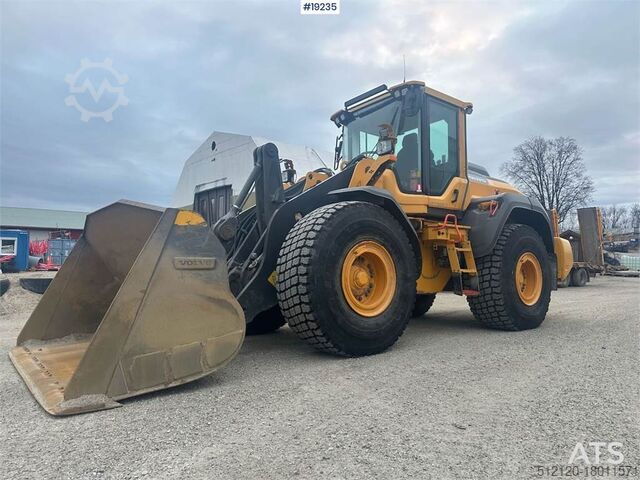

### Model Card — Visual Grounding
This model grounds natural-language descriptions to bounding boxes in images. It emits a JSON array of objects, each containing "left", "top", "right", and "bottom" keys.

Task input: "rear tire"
[
  {"left": 468, "top": 224, "right": 551, "bottom": 331},
  {"left": 245, "top": 306, "right": 286, "bottom": 335},
  {"left": 571, "top": 267, "right": 588, "bottom": 287},
  {"left": 412, "top": 294, "right": 436, "bottom": 317},
  {"left": 276, "top": 201, "right": 417, "bottom": 356}
]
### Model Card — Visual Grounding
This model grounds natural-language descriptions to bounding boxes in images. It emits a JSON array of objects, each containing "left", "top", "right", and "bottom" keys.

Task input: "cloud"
[{"left": 1, "top": 0, "right": 638, "bottom": 211}]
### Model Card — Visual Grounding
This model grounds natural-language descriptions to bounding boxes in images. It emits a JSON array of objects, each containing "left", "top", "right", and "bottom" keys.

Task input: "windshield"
[
  {"left": 343, "top": 97, "right": 423, "bottom": 192},
  {"left": 343, "top": 98, "right": 399, "bottom": 160}
]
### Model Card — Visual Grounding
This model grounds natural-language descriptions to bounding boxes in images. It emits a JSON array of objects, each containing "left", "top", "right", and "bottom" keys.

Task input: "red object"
[
  {"left": 34, "top": 254, "right": 60, "bottom": 271},
  {"left": 29, "top": 240, "right": 48, "bottom": 256},
  {"left": 439, "top": 213, "right": 462, "bottom": 242},
  {"left": 489, "top": 200, "right": 499, "bottom": 217},
  {"left": 35, "top": 264, "right": 60, "bottom": 271},
  {"left": 0, "top": 255, "right": 15, "bottom": 263}
]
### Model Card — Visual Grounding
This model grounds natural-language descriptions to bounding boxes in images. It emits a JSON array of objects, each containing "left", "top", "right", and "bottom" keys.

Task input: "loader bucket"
[{"left": 9, "top": 200, "right": 245, "bottom": 416}]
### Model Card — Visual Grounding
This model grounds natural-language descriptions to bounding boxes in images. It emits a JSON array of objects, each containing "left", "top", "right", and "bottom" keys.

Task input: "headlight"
[{"left": 376, "top": 139, "right": 394, "bottom": 155}]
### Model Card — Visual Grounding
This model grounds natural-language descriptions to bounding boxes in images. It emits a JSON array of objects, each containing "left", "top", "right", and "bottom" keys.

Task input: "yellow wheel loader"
[{"left": 10, "top": 81, "right": 573, "bottom": 415}]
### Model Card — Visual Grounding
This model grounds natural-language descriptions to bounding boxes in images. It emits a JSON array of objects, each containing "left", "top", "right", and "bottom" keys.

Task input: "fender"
[
  {"left": 461, "top": 192, "right": 555, "bottom": 258},
  {"left": 236, "top": 173, "right": 423, "bottom": 323},
  {"left": 327, "top": 186, "right": 422, "bottom": 275}
]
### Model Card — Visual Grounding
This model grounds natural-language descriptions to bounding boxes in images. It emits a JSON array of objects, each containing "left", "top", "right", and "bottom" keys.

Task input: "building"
[
  {"left": 172, "top": 132, "right": 333, "bottom": 223},
  {"left": 0, "top": 206, "right": 87, "bottom": 241}
]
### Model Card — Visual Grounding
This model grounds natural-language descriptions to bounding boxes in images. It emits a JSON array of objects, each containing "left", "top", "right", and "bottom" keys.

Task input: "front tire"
[
  {"left": 468, "top": 224, "right": 551, "bottom": 331},
  {"left": 276, "top": 201, "right": 417, "bottom": 356}
]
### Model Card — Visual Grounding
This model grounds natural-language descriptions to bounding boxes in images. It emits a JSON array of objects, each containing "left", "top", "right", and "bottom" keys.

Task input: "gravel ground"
[{"left": 0, "top": 274, "right": 638, "bottom": 480}]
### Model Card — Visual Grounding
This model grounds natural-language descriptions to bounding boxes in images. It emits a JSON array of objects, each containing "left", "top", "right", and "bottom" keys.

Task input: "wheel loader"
[{"left": 10, "top": 81, "right": 573, "bottom": 415}]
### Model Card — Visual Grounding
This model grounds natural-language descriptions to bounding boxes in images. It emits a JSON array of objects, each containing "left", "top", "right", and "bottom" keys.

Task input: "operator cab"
[{"left": 332, "top": 81, "right": 473, "bottom": 199}]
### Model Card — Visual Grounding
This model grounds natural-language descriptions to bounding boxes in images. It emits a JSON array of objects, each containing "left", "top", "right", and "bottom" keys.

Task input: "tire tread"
[
  {"left": 467, "top": 223, "right": 550, "bottom": 330},
  {"left": 276, "top": 201, "right": 414, "bottom": 355}
]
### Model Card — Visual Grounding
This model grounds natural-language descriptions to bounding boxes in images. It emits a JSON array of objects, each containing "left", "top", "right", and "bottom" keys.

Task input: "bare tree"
[
  {"left": 602, "top": 204, "right": 629, "bottom": 232},
  {"left": 630, "top": 203, "right": 640, "bottom": 230},
  {"left": 501, "top": 136, "right": 594, "bottom": 224}
]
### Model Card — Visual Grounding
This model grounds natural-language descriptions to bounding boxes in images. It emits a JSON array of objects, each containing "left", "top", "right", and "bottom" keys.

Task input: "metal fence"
[{"left": 48, "top": 238, "right": 77, "bottom": 265}]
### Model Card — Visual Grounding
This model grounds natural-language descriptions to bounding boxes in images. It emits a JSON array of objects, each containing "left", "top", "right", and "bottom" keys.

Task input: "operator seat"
[{"left": 395, "top": 133, "right": 419, "bottom": 191}]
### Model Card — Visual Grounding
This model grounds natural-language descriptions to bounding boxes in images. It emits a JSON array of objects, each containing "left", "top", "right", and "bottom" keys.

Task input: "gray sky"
[{"left": 1, "top": 0, "right": 638, "bottom": 212}]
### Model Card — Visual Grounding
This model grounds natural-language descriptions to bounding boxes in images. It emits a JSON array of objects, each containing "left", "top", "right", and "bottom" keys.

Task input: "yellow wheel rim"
[
  {"left": 515, "top": 252, "right": 543, "bottom": 306},
  {"left": 341, "top": 240, "right": 397, "bottom": 317}
]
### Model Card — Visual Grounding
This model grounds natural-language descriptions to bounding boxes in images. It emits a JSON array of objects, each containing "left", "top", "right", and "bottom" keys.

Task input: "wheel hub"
[
  {"left": 354, "top": 268, "right": 370, "bottom": 289},
  {"left": 515, "top": 252, "right": 543, "bottom": 306},
  {"left": 341, "top": 241, "right": 396, "bottom": 317}
]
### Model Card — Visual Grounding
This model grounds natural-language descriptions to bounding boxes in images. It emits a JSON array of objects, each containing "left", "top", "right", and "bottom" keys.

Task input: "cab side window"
[{"left": 427, "top": 98, "right": 459, "bottom": 195}]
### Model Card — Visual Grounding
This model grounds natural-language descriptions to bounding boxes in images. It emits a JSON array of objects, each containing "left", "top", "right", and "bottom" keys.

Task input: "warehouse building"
[
  {"left": 0, "top": 206, "right": 87, "bottom": 241},
  {"left": 173, "top": 131, "right": 332, "bottom": 224}
]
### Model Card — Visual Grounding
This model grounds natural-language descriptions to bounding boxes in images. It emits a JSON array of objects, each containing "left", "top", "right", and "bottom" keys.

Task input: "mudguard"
[
  {"left": 461, "top": 192, "right": 555, "bottom": 258},
  {"left": 326, "top": 186, "right": 422, "bottom": 274}
]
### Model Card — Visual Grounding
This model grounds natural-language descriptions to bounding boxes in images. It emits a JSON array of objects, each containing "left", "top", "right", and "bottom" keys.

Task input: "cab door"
[{"left": 422, "top": 94, "right": 468, "bottom": 212}]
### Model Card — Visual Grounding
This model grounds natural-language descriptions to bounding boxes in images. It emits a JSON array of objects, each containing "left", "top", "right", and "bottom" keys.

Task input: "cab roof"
[{"left": 330, "top": 80, "right": 473, "bottom": 126}]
